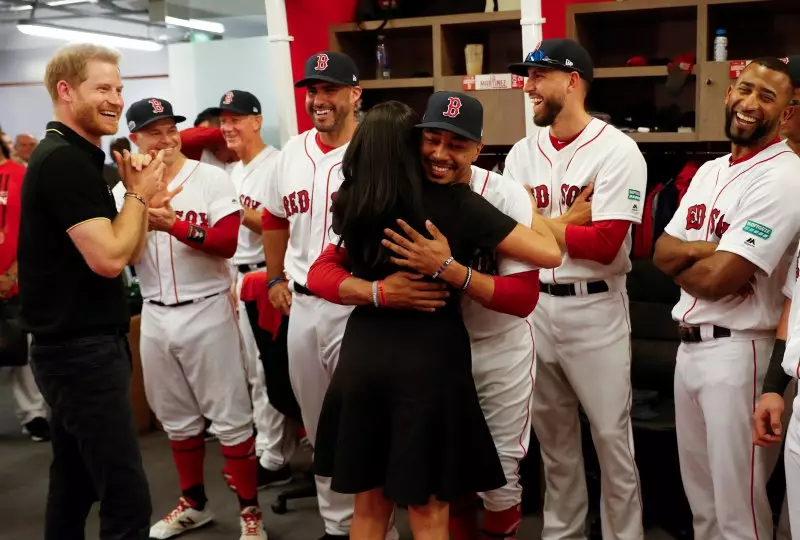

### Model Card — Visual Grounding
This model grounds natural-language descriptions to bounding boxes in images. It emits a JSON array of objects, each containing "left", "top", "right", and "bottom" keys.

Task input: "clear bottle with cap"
[
  {"left": 714, "top": 29, "right": 728, "bottom": 62},
  {"left": 376, "top": 34, "right": 391, "bottom": 80}
]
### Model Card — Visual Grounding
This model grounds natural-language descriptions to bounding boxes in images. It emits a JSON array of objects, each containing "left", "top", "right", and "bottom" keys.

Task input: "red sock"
[
  {"left": 449, "top": 494, "right": 480, "bottom": 540},
  {"left": 482, "top": 505, "right": 522, "bottom": 540},
  {"left": 221, "top": 437, "right": 258, "bottom": 504},
  {"left": 170, "top": 435, "right": 206, "bottom": 492}
]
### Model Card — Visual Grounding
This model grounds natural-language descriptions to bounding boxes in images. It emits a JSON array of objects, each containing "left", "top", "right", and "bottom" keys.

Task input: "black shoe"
[
  {"left": 257, "top": 463, "right": 293, "bottom": 490},
  {"left": 24, "top": 417, "right": 50, "bottom": 442},
  {"left": 318, "top": 535, "right": 349, "bottom": 540}
]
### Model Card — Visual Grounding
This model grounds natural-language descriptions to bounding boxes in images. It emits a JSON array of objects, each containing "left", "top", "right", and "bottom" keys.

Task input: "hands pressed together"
[{"left": 112, "top": 149, "right": 183, "bottom": 229}]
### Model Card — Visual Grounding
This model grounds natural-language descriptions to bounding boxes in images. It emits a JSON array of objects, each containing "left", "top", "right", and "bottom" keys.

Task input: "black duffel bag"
[{"left": 0, "top": 297, "right": 28, "bottom": 367}]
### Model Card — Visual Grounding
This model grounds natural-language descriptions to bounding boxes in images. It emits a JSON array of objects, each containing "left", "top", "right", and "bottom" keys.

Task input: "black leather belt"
[
  {"left": 147, "top": 291, "right": 223, "bottom": 308},
  {"left": 237, "top": 262, "right": 266, "bottom": 274},
  {"left": 678, "top": 325, "right": 732, "bottom": 343},
  {"left": 540, "top": 280, "right": 609, "bottom": 297},
  {"left": 294, "top": 284, "right": 316, "bottom": 297}
]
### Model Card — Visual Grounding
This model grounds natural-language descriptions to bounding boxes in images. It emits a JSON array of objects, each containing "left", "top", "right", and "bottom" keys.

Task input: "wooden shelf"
[
  {"left": 331, "top": 10, "right": 521, "bottom": 33},
  {"left": 360, "top": 78, "right": 434, "bottom": 90},
  {"left": 627, "top": 132, "right": 697, "bottom": 143},
  {"left": 594, "top": 66, "right": 697, "bottom": 78}
]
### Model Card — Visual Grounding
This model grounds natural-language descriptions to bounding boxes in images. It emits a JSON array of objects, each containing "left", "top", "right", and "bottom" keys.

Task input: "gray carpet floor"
[{"left": 0, "top": 372, "right": 677, "bottom": 540}]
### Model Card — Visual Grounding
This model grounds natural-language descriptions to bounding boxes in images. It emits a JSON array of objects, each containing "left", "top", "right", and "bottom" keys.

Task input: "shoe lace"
[
  {"left": 242, "top": 510, "right": 262, "bottom": 535},
  {"left": 163, "top": 499, "right": 190, "bottom": 524}
]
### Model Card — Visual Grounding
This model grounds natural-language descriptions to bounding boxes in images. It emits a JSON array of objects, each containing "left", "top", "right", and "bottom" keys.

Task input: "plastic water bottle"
[
  {"left": 714, "top": 29, "right": 728, "bottom": 62},
  {"left": 376, "top": 35, "right": 390, "bottom": 80}
]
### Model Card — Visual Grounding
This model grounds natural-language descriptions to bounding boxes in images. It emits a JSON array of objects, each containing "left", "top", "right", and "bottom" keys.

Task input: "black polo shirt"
[{"left": 18, "top": 121, "right": 129, "bottom": 338}]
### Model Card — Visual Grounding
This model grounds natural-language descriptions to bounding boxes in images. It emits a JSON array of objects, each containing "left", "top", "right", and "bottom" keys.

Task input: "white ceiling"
[{"left": 0, "top": 0, "right": 267, "bottom": 50}]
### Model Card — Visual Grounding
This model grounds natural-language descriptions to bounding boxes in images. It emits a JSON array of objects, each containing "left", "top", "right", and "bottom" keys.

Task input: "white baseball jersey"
[
  {"left": 504, "top": 118, "right": 647, "bottom": 284},
  {"left": 230, "top": 146, "right": 281, "bottom": 266},
  {"left": 784, "top": 241, "right": 800, "bottom": 300},
  {"left": 462, "top": 166, "right": 537, "bottom": 340},
  {"left": 264, "top": 129, "right": 347, "bottom": 287},
  {"left": 783, "top": 242, "right": 800, "bottom": 385},
  {"left": 200, "top": 149, "right": 237, "bottom": 175},
  {"left": 664, "top": 140, "right": 800, "bottom": 331},
  {"left": 135, "top": 159, "right": 242, "bottom": 305}
]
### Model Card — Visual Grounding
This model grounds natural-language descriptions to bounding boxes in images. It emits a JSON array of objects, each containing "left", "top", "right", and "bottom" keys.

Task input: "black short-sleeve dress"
[{"left": 313, "top": 181, "right": 518, "bottom": 506}]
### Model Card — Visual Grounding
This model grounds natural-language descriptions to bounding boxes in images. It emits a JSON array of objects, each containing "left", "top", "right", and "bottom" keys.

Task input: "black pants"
[{"left": 30, "top": 334, "right": 152, "bottom": 540}]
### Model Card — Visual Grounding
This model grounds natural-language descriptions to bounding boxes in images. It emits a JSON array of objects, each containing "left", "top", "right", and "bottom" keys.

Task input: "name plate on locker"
[{"left": 462, "top": 74, "right": 525, "bottom": 91}]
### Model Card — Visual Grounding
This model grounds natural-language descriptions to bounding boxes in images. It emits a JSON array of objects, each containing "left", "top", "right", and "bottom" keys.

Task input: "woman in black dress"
[{"left": 308, "top": 101, "right": 561, "bottom": 539}]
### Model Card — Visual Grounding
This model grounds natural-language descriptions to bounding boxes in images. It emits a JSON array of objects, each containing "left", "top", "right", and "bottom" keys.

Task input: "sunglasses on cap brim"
[{"left": 525, "top": 50, "right": 585, "bottom": 77}]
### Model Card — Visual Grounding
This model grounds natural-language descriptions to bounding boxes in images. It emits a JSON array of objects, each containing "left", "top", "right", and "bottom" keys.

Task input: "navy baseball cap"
[
  {"left": 212, "top": 90, "right": 262, "bottom": 116},
  {"left": 294, "top": 51, "right": 360, "bottom": 88},
  {"left": 126, "top": 97, "right": 186, "bottom": 133},
  {"left": 509, "top": 38, "right": 594, "bottom": 83},
  {"left": 416, "top": 91, "right": 483, "bottom": 142}
]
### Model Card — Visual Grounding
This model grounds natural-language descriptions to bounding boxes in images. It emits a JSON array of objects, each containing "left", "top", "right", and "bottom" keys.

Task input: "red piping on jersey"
[
  {"left": 729, "top": 137, "right": 783, "bottom": 167},
  {"left": 304, "top": 132, "right": 318, "bottom": 229},
  {"left": 565, "top": 123, "right": 608, "bottom": 172},
  {"left": 749, "top": 340, "right": 761, "bottom": 540},
  {"left": 321, "top": 162, "right": 343, "bottom": 254},
  {"left": 621, "top": 293, "right": 645, "bottom": 515},
  {"left": 169, "top": 236, "right": 180, "bottom": 304},
  {"left": 155, "top": 234, "right": 163, "bottom": 303},
  {"left": 479, "top": 169, "right": 491, "bottom": 197},
  {"left": 536, "top": 136, "right": 557, "bottom": 285},
  {"left": 512, "top": 320, "right": 536, "bottom": 491}
]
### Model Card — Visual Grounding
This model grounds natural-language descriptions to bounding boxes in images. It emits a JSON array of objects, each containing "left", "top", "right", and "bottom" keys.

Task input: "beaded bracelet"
[
  {"left": 372, "top": 281, "right": 379, "bottom": 307},
  {"left": 461, "top": 266, "right": 473, "bottom": 291},
  {"left": 432, "top": 256, "right": 454, "bottom": 279},
  {"left": 267, "top": 277, "right": 286, "bottom": 290}
]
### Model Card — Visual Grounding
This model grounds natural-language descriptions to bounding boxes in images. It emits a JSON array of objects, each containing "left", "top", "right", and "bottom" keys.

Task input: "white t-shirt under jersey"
[
  {"left": 134, "top": 159, "right": 242, "bottom": 305},
  {"left": 229, "top": 146, "right": 280, "bottom": 266},
  {"left": 664, "top": 140, "right": 800, "bottom": 331},
  {"left": 504, "top": 118, "right": 647, "bottom": 285},
  {"left": 462, "top": 166, "right": 537, "bottom": 340}
]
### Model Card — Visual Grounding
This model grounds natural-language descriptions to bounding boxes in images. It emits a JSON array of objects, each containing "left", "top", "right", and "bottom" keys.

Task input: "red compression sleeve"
[
  {"left": 262, "top": 209, "right": 289, "bottom": 231},
  {"left": 169, "top": 212, "right": 240, "bottom": 258},
  {"left": 487, "top": 270, "right": 540, "bottom": 318},
  {"left": 564, "top": 220, "right": 631, "bottom": 265},
  {"left": 180, "top": 127, "right": 226, "bottom": 160},
  {"left": 306, "top": 243, "right": 351, "bottom": 304}
]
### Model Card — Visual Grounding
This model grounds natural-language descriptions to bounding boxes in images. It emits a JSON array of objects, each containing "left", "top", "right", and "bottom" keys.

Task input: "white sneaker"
[
  {"left": 149, "top": 497, "right": 214, "bottom": 539},
  {"left": 239, "top": 506, "right": 268, "bottom": 539}
]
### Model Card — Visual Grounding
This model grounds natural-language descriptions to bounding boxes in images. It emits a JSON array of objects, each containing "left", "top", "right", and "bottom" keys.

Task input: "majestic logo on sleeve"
[
  {"left": 283, "top": 190, "right": 311, "bottom": 217},
  {"left": 443, "top": 97, "right": 463, "bottom": 118},
  {"left": 149, "top": 99, "right": 164, "bottom": 114},
  {"left": 315, "top": 54, "right": 329, "bottom": 71}
]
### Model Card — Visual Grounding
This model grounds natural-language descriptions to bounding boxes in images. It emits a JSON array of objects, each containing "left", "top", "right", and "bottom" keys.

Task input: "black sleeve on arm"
[
  {"left": 460, "top": 189, "right": 518, "bottom": 251},
  {"left": 762, "top": 339, "right": 791, "bottom": 395},
  {"left": 39, "top": 147, "right": 114, "bottom": 232}
]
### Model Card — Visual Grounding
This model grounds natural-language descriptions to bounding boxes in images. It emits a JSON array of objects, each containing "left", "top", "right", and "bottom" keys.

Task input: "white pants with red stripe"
[
  {"left": 472, "top": 321, "right": 535, "bottom": 512},
  {"left": 531, "top": 290, "right": 643, "bottom": 540},
  {"left": 675, "top": 336, "right": 777, "bottom": 540}
]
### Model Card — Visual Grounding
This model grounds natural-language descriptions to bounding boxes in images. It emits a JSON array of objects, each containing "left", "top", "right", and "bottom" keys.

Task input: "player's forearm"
[
  {"left": 169, "top": 215, "right": 239, "bottom": 258},
  {"left": 653, "top": 234, "right": 716, "bottom": 277},
  {"left": 242, "top": 207, "right": 263, "bottom": 234},
  {"left": 439, "top": 261, "right": 493, "bottom": 303},
  {"left": 673, "top": 257, "right": 732, "bottom": 301},
  {"left": 263, "top": 228, "right": 289, "bottom": 281},
  {"left": 337, "top": 277, "right": 376, "bottom": 306},
  {"left": 540, "top": 217, "right": 568, "bottom": 251}
]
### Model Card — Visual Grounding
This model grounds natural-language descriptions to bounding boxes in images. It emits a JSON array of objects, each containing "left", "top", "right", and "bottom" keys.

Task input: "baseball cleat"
[
  {"left": 148, "top": 497, "right": 214, "bottom": 539},
  {"left": 239, "top": 506, "right": 268, "bottom": 539},
  {"left": 257, "top": 463, "right": 293, "bottom": 490}
]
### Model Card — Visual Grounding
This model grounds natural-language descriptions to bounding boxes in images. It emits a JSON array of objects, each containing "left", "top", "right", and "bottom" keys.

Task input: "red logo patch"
[
  {"left": 315, "top": 54, "right": 329, "bottom": 71},
  {"left": 149, "top": 98, "right": 164, "bottom": 114},
  {"left": 443, "top": 97, "right": 462, "bottom": 118}
]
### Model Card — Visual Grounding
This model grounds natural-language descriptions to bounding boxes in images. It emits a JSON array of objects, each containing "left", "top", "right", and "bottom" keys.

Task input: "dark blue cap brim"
[
  {"left": 208, "top": 103, "right": 260, "bottom": 116},
  {"left": 130, "top": 114, "right": 187, "bottom": 133},
  {"left": 416, "top": 121, "right": 481, "bottom": 142},
  {"left": 294, "top": 75, "right": 358, "bottom": 88},
  {"left": 508, "top": 61, "right": 589, "bottom": 81}
]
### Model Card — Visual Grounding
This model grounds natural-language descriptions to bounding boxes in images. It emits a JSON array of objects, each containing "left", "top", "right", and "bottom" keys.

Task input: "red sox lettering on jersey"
[
  {"left": 664, "top": 140, "right": 800, "bottom": 331},
  {"left": 503, "top": 118, "right": 647, "bottom": 284}
]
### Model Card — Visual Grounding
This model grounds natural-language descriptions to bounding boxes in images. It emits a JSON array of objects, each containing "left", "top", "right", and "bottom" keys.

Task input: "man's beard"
[
  {"left": 533, "top": 96, "right": 564, "bottom": 127},
  {"left": 74, "top": 100, "right": 118, "bottom": 138},
  {"left": 724, "top": 107, "right": 773, "bottom": 146}
]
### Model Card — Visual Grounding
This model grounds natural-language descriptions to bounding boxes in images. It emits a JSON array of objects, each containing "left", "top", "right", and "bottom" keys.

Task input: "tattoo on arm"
[{"left": 187, "top": 224, "right": 206, "bottom": 243}]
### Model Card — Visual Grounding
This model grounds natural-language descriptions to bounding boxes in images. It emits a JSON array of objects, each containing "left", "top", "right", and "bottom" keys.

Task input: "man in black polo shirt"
[{"left": 18, "top": 43, "right": 167, "bottom": 540}]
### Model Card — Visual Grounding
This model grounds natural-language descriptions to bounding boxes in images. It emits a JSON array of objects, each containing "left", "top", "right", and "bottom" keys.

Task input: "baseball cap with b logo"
[
  {"left": 508, "top": 38, "right": 594, "bottom": 83},
  {"left": 125, "top": 97, "right": 187, "bottom": 133},
  {"left": 416, "top": 91, "right": 484, "bottom": 142},
  {"left": 294, "top": 51, "right": 360, "bottom": 88},
  {"left": 211, "top": 90, "right": 262, "bottom": 116}
]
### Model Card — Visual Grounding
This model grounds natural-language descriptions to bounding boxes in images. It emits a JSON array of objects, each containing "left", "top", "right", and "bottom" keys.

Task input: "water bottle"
[
  {"left": 714, "top": 29, "right": 728, "bottom": 62},
  {"left": 376, "top": 35, "right": 390, "bottom": 80}
]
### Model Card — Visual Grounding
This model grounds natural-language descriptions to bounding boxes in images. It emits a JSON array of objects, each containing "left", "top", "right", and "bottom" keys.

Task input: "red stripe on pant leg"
[
  {"left": 222, "top": 436, "right": 258, "bottom": 501},
  {"left": 751, "top": 340, "right": 761, "bottom": 540},
  {"left": 170, "top": 435, "right": 206, "bottom": 492}
]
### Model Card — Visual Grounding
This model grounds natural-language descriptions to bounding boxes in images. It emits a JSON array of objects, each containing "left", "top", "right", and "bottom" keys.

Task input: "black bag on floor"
[{"left": 0, "top": 297, "right": 28, "bottom": 367}]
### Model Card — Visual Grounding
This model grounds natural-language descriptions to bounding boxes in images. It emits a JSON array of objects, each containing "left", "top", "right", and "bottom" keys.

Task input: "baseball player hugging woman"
[{"left": 305, "top": 96, "right": 564, "bottom": 538}]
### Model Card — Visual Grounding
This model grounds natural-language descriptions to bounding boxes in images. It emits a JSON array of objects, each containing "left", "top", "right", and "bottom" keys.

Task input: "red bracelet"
[{"left": 377, "top": 280, "right": 386, "bottom": 307}]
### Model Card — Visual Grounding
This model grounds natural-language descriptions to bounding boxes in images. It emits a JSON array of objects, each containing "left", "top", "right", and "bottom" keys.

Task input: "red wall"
[{"left": 285, "top": 0, "right": 609, "bottom": 133}]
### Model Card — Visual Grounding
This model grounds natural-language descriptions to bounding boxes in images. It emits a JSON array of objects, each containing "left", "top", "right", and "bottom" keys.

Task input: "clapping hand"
[
  {"left": 382, "top": 219, "right": 452, "bottom": 276},
  {"left": 113, "top": 149, "right": 166, "bottom": 203}
]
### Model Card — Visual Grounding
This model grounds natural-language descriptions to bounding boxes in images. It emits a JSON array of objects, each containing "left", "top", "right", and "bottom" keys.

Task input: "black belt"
[
  {"left": 237, "top": 262, "right": 266, "bottom": 274},
  {"left": 294, "top": 284, "right": 316, "bottom": 297},
  {"left": 33, "top": 326, "right": 127, "bottom": 346},
  {"left": 540, "top": 280, "right": 609, "bottom": 297},
  {"left": 678, "top": 325, "right": 732, "bottom": 343},
  {"left": 146, "top": 291, "right": 223, "bottom": 308}
]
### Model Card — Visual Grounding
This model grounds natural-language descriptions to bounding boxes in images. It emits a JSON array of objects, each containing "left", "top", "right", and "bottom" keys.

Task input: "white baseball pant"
[
  {"left": 532, "top": 288, "right": 643, "bottom": 540},
  {"left": 287, "top": 292, "right": 355, "bottom": 536},
  {"left": 4, "top": 362, "right": 48, "bottom": 426},
  {"left": 473, "top": 321, "right": 536, "bottom": 512},
  {"left": 235, "top": 270, "right": 294, "bottom": 470},
  {"left": 784, "top": 405, "right": 800, "bottom": 538},
  {"left": 675, "top": 335, "right": 777, "bottom": 540},
  {"left": 140, "top": 293, "right": 253, "bottom": 445}
]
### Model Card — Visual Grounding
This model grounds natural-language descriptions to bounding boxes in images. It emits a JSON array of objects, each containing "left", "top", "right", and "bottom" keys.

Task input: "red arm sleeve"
[
  {"left": 180, "top": 127, "right": 226, "bottom": 161},
  {"left": 169, "top": 212, "right": 240, "bottom": 259},
  {"left": 262, "top": 209, "right": 289, "bottom": 231},
  {"left": 306, "top": 243, "right": 351, "bottom": 304},
  {"left": 564, "top": 220, "right": 631, "bottom": 265},
  {"left": 487, "top": 270, "right": 540, "bottom": 318}
]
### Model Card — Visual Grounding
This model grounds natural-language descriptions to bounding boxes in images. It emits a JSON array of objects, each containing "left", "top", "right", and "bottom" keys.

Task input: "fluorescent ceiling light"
[
  {"left": 164, "top": 16, "right": 224, "bottom": 34},
  {"left": 9, "top": 0, "right": 97, "bottom": 11},
  {"left": 17, "top": 23, "right": 163, "bottom": 52}
]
